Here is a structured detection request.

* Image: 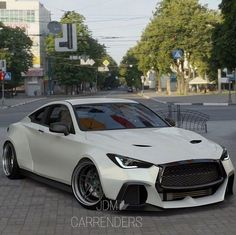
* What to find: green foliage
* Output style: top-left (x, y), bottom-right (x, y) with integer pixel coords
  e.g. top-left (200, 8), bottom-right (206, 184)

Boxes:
top-left (212, 0), bottom-right (236, 69)
top-left (119, 48), bottom-right (143, 88)
top-left (45, 11), bottom-right (118, 91)
top-left (125, 0), bottom-right (220, 93)
top-left (0, 24), bottom-right (33, 86)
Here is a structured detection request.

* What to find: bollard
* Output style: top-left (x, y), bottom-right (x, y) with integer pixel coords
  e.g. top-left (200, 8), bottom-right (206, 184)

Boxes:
top-left (168, 104), bottom-right (172, 119)
top-left (177, 105), bottom-right (181, 127)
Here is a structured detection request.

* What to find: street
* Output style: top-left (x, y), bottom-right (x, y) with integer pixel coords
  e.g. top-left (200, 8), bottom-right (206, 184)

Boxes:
top-left (0, 91), bottom-right (236, 235)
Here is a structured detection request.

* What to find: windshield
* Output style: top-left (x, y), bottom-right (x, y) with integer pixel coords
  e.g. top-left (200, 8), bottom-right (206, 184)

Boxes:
top-left (74, 103), bottom-right (168, 131)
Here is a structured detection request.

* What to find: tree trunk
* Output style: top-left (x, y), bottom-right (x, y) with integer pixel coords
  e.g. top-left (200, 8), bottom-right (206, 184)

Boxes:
top-left (76, 84), bottom-right (79, 94)
top-left (177, 77), bottom-right (181, 94)
top-left (157, 73), bottom-right (162, 93)
top-left (181, 76), bottom-right (185, 95)
top-left (166, 77), bottom-right (171, 95)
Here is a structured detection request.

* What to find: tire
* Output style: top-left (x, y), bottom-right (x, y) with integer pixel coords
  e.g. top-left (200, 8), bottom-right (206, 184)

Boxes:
top-left (72, 159), bottom-right (106, 210)
top-left (2, 142), bottom-right (22, 179)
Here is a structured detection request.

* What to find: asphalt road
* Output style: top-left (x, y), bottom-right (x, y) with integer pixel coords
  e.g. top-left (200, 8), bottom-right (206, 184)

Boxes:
top-left (0, 91), bottom-right (236, 235)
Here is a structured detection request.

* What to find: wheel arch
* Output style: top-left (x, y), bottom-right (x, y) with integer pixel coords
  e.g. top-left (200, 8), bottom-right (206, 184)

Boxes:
top-left (71, 154), bottom-right (109, 198)
top-left (5, 123), bottom-right (33, 171)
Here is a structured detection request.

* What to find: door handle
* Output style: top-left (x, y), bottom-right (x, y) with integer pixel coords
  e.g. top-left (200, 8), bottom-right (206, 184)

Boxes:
top-left (38, 129), bottom-right (44, 133)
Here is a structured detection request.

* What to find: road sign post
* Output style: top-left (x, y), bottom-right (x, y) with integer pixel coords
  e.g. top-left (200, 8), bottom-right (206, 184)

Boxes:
top-left (55, 24), bottom-right (77, 52)
top-left (172, 49), bottom-right (183, 60)
top-left (4, 72), bottom-right (11, 81)
top-left (0, 71), bottom-right (5, 106)
top-left (0, 61), bottom-right (7, 106)
top-left (234, 69), bottom-right (236, 100)
top-left (103, 60), bottom-right (110, 67)
top-left (2, 78), bottom-right (4, 106)
top-left (228, 79), bottom-right (232, 105)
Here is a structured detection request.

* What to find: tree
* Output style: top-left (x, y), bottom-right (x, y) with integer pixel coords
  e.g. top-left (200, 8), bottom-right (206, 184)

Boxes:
top-left (119, 48), bottom-right (143, 89)
top-left (213, 0), bottom-right (236, 70)
top-left (0, 23), bottom-right (33, 88)
top-left (130, 0), bottom-right (220, 94)
top-left (45, 11), bottom-right (117, 94)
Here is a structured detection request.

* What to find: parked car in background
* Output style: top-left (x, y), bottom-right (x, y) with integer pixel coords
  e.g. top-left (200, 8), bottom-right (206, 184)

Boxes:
top-left (127, 87), bottom-right (133, 92)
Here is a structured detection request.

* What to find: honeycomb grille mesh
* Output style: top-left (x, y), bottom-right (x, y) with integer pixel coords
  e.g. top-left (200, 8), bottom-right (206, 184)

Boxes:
top-left (161, 162), bottom-right (221, 188)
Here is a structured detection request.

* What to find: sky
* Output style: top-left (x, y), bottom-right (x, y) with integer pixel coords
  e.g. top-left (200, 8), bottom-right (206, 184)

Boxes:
top-left (40, 0), bottom-right (221, 64)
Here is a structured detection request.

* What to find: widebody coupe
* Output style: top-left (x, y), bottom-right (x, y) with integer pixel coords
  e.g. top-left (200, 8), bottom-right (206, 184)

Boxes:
top-left (2, 98), bottom-right (234, 210)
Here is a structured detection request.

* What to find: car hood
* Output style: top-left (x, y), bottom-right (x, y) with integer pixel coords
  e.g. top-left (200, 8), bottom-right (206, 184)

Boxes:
top-left (86, 127), bottom-right (222, 165)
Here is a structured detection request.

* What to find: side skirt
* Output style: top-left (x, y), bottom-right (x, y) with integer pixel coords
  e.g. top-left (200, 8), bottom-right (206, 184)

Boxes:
top-left (20, 169), bottom-right (72, 193)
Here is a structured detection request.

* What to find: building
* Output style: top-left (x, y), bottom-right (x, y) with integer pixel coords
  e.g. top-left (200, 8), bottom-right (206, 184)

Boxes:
top-left (0, 0), bottom-right (51, 96)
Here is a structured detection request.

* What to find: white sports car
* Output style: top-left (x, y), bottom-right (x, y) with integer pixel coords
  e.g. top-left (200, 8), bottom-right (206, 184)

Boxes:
top-left (2, 98), bottom-right (234, 210)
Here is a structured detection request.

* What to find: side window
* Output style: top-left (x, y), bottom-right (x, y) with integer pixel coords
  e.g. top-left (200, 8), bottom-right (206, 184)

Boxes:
top-left (29, 107), bottom-right (47, 124)
top-left (47, 106), bottom-right (63, 124)
top-left (46, 105), bottom-right (75, 134)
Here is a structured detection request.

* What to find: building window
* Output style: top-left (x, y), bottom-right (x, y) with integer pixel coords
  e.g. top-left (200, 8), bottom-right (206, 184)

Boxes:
top-left (27, 77), bottom-right (38, 84)
top-left (0, 2), bottom-right (6, 9)
top-left (0, 10), bottom-right (35, 23)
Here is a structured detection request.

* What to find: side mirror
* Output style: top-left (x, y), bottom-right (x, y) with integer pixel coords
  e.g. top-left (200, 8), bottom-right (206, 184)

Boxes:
top-left (49, 122), bottom-right (70, 136)
top-left (165, 118), bottom-right (176, 127)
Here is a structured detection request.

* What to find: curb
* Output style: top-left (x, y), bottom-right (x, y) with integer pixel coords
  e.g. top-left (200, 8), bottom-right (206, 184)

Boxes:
top-left (0, 98), bottom-right (46, 110)
top-left (139, 93), bottom-right (235, 106)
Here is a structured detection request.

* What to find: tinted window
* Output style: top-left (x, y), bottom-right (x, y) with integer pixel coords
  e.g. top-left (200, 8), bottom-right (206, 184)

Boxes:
top-left (29, 107), bottom-right (47, 124)
top-left (47, 106), bottom-right (64, 125)
top-left (74, 103), bottom-right (168, 131)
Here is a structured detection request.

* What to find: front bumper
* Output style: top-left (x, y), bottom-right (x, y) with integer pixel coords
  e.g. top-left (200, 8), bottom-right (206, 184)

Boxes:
top-left (100, 158), bottom-right (234, 210)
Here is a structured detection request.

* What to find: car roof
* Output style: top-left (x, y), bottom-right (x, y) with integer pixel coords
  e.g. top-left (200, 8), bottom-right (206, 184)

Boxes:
top-left (27, 98), bottom-right (138, 117)
top-left (65, 98), bottom-right (138, 106)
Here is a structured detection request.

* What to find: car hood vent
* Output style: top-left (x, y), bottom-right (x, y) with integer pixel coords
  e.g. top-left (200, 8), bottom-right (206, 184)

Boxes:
top-left (190, 140), bottom-right (202, 144)
top-left (133, 144), bottom-right (152, 147)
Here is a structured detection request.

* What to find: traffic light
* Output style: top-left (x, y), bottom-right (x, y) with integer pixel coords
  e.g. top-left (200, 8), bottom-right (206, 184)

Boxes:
top-left (0, 71), bottom-right (4, 81)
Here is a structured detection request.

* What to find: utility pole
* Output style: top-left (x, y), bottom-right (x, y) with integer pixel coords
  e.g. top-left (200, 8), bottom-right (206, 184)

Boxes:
top-left (235, 69), bottom-right (236, 101)
top-left (228, 79), bottom-right (232, 105)
top-left (0, 71), bottom-right (4, 106)
top-left (47, 56), bottom-right (52, 95)
top-left (218, 69), bottom-right (222, 93)
top-left (0, 60), bottom-right (6, 106)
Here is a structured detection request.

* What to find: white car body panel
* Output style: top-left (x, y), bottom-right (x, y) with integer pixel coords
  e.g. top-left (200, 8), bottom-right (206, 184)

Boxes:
top-left (3, 98), bottom-right (235, 209)
top-left (85, 127), bottom-right (222, 165)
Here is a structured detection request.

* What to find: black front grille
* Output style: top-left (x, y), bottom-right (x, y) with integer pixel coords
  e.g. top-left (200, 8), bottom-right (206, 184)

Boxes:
top-left (163, 188), bottom-right (213, 201)
top-left (157, 161), bottom-right (225, 191)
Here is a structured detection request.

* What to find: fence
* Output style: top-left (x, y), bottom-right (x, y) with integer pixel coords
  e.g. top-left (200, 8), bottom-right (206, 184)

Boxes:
top-left (158, 104), bottom-right (210, 133)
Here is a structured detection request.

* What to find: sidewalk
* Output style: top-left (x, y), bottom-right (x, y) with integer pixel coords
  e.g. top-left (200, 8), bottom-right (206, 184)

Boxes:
top-left (140, 90), bottom-right (236, 106)
top-left (0, 97), bottom-right (46, 110)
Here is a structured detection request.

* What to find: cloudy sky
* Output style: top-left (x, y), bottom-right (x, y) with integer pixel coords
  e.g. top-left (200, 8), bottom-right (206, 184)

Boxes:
top-left (40, 0), bottom-right (221, 63)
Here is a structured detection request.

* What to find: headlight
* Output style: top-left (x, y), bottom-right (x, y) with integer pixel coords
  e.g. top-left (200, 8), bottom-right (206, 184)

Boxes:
top-left (220, 147), bottom-right (230, 161)
top-left (107, 154), bottom-right (153, 169)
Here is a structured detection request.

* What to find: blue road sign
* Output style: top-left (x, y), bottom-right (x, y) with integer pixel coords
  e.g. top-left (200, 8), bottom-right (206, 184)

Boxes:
top-left (4, 72), bottom-right (12, 81)
top-left (172, 49), bottom-right (183, 60)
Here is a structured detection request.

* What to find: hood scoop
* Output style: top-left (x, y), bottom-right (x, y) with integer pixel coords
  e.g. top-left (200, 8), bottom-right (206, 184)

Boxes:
top-left (133, 144), bottom-right (152, 148)
top-left (190, 140), bottom-right (202, 144)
